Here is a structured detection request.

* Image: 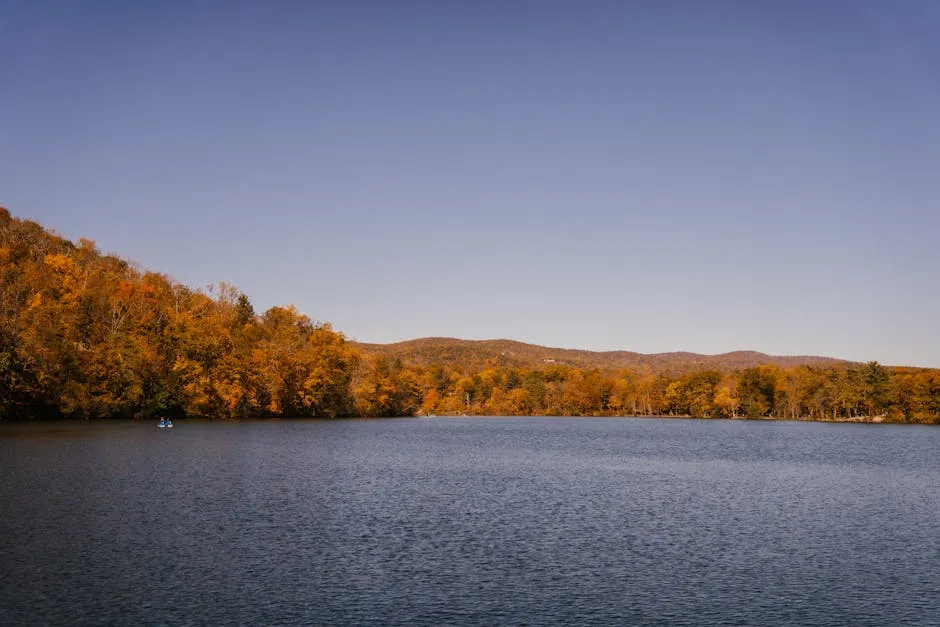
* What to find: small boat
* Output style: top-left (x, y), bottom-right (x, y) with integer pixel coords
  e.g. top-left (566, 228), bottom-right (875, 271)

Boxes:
top-left (158, 418), bottom-right (167, 428)
top-left (166, 418), bottom-right (174, 428)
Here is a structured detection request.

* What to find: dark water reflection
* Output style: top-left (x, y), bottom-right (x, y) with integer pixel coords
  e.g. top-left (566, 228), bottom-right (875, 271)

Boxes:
top-left (1, 418), bottom-right (938, 625)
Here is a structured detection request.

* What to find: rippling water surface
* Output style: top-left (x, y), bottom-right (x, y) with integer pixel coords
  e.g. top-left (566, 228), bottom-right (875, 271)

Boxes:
top-left (1, 418), bottom-right (938, 625)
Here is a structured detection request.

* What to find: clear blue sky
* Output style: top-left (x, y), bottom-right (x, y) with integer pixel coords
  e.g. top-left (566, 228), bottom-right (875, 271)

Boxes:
top-left (2, 1), bottom-right (938, 366)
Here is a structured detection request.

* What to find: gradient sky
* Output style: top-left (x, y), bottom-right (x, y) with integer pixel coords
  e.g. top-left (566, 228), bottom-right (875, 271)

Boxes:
top-left (2, 1), bottom-right (938, 366)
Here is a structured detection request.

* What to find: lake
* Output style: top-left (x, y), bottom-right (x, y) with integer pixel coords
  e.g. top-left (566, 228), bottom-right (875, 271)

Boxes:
top-left (1, 417), bottom-right (938, 626)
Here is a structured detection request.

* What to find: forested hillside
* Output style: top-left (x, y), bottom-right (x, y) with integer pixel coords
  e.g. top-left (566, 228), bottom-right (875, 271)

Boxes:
top-left (0, 208), bottom-right (357, 419)
top-left (2, 208), bottom-right (938, 423)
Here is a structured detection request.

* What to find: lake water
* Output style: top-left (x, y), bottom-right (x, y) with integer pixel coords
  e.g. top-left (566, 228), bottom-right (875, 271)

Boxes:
top-left (1, 418), bottom-right (938, 626)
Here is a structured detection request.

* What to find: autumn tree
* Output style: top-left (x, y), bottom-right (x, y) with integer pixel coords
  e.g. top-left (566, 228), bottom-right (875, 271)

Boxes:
top-left (738, 366), bottom-right (778, 418)
top-left (2, 208), bottom-right (939, 424)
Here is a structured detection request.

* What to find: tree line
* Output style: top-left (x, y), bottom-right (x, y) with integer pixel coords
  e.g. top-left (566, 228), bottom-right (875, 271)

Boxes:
top-left (385, 360), bottom-right (939, 424)
top-left (1, 208), bottom-right (938, 423)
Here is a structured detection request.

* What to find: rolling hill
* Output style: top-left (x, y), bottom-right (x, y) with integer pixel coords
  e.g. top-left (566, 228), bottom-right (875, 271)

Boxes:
top-left (353, 337), bottom-right (852, 373)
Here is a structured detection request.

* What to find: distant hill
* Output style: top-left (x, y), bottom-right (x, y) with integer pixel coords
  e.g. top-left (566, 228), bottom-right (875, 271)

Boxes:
top-left (353, 337), bottom-right (852, 373)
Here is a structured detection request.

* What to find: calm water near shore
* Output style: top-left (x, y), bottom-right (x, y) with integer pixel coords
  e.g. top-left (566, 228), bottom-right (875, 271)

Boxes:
top-left (1, 417), bottom-right (938, 626)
